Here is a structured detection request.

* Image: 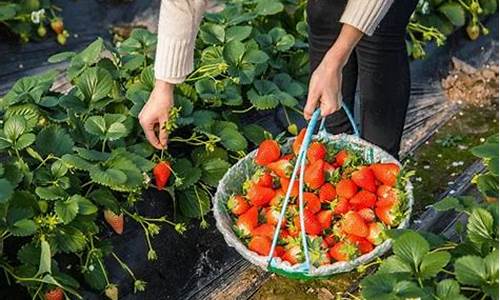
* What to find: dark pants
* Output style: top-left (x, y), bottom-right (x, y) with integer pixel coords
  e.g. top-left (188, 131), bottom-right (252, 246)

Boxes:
top-left (307, 0), bottom-right (418, 158)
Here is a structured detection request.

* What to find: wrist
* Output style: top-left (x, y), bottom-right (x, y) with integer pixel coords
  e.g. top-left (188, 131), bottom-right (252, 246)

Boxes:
top-left (323, 43), bottom-right (352, 70)
top-left (154, 79), bottom-right (175, 92)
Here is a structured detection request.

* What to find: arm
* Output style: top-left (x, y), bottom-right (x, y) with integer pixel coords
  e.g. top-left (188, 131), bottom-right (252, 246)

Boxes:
top-left (139, 0), bottom-right (209, 149)
top-left (304, 0), bottom-right (394, 120)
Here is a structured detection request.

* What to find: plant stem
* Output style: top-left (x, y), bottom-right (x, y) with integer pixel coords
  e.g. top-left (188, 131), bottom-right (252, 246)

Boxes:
top-left (232, 106), bottom-right (254, 114)
top-left (461, 287), bottom-right (482, 292)
top-left (111, 252), bottom-right (137, 281)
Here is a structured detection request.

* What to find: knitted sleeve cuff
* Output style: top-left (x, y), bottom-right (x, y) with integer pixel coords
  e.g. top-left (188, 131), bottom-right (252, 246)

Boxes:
top-left (340, 0), bottom-right (394, 36)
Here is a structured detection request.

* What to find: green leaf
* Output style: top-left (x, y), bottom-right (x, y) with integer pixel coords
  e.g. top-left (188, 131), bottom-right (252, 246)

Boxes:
top-left (48, 51), bottom-right (76, 63)
top-left (467, 207), bottom-right (494, 246)
top-left (89, 188), bottom-right (120, 212)
top-left (218, 127), bottom-right (247, 151)
top-left (255, 0), bottom-right (284, 15)
top-left (474, 173), bottom-right (498, 197)
top-left (78, 38), bottom-right (104, 65)
top-left (55, 197), bottom-right (79, 224)
top-left (54, 226), bottom-right (86, 253)
top-left (4, 115), bottom-right (26, 141)
top-left (454, 255), bottom-right (488, 286)
top-left (471, 143), bottom-right (498, 159)
top-left (242, 124), bottom-right (266, 145)
top-left (84, 114), bottom-right (128, 141)
top-left (361, 273), bottom-right (426, 300)
top-left (200, 23), bottom-right (225, 44)
top-left (35, 126), bottom-right (74, 157)
top-left (9, 219), bottom-right (37, 236)
top-left (0, 4), bottom-right (18, 21)
top-left (435, 279), bottom-right (463, 299)
top-left (433, 197), bottom-right (464, 212)
top-left (378, 256), bottom-right (413, 274)
top-left (72, 195), bottom-right (98, 215)
top-left (50, 161), bottom-right (68, 178)
top-left (35, 186), bottom-right (67, 201)
top-left (438, 2), bottom-right (465, 27)
top-left (74, 147), bottom-right (110, 162)
top-left (89, 166), bottom-right (128, 188)
top-left (201, 158), bottom-right (230, 186)
top-left (248, 80), bottom-right (280, 110)
top-left (393, 231), bottom-right (429, 269)
top-left (13, 133), bottom-right (36, 150)
top-left (76, 67), bottom-right (113, 102)
top-left (0, 179), bottom-right (14, 203)
top-left (244, 49), bottom-right (269, 64)
top-left (61, 154), bottom-right (93, 171)
top-left (223, 40), bottom-right (246, 65)
top-left (178, 186), bottom-right (211, 218)
top-left (36, 240), bottom-right (52, 276)
top-left (17, 243), bottom-right (41, 266)
top-left (172, 159), bottom-right (202, 190)
top-left (192, 110), bottom-right (218, 129)
top-left (83, 255), bottom-right (107, 291)
top-left (226, 26), bottom-right (252, 42)
top-left (419, 251), bottom-right (451, 279)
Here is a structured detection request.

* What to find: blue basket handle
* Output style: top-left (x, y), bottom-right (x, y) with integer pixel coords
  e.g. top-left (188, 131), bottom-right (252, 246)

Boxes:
top-left (318, 103), bottom-right (360, 138)
top-left (267, 105), bottom-right (359, 273)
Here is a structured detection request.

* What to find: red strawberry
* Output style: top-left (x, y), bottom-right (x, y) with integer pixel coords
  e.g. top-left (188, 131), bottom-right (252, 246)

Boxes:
top-left (248, 235), bottom-right (272, 256)
top-left (357, 208), bottom-right (375, 222)
top-left (153, 161), bottom-right (171, 190)
top-left (316, 210), bottom-right (333, 230)
top-left (264, 207), bottom-right (281, 227)
top-left (370, 163), bottom-right (400, 187)
top-left (347, 235), bottom-right (374, 254)
top-left (376, 185), bottom-right (398, 207)
top-left (375, 205), bottom-right (398, 227)
top-left (255, 139), bottom-right (281, 166)
top-left (323, 234), bottom-right (336, 247)
top-left (44, 288), bottom-right (63, 300)
top-left (280, 177), bottom-right (299, 197)
top-left (307, 142), bottom-right (327, 163)
top-left (104, 210), bottom-right (124, 234)
top-left (292, 128), bottom-right (307, 155)
top-left (227, 195), bottom-right (250, 216)
top-left (268, 159), bottom-right (293, 178)
top-left (252, 224), bottom-right (276, 240)
top-left (275, 245), bottom-right (285, 257)
top-left (329, 241), bottom-right (359, 261)
top-left (256, 172), bottom-right (273, 187)
top-left (335, 149), bottom-right (349, 166)
top-left (270, 190), bottom-right (285, 207)
top-left (236, 206), bottom-right (259, 236)
top-left (287, 221), bottom-right (300, 237)
top-left (351, 166), bottom-right (377, 192)
top-left (304, 160), bottom-right (325, 189)
top-left (349, 190), bottom-right (377, 210)
top-left (336, 179), bottom-right (358, 199)
top-left (319, 183), bottom-right (337, 203)
top-left (331, 197), bottom-right (350, 215)
top-left (282, 244), bottom-right (303, 265)
top-left (367, 222), bottom-right (386, 245)
top-left (304, 192), bottom-right (321, 213)
top-left (294, 209), bottom-right (322, 236)
top-left (247, 184), bottom-right (275, 206)
top-left (341, 211), bottom-right (368, 237)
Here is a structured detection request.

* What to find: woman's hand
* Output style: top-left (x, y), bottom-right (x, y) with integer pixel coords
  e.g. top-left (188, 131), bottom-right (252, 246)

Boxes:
top-left (139, 80), bottom-right (175, 150)
top-left (303, 24), bottom-right (363, 120)
top-left (304, 58), bottom-right (343, 120)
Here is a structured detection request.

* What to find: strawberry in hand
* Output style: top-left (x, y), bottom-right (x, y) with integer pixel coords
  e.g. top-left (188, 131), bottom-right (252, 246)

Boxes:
top-left (153, 161), bottom-right (171, 190)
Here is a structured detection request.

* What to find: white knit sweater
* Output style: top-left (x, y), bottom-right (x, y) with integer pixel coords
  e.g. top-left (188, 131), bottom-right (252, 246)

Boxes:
top-left (155, 0), bottom-right (394, 83)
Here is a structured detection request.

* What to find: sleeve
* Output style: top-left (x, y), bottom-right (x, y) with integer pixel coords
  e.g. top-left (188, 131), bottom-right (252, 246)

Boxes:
top-left (339, 0), bottom-right (395, 36)
top-left (154, 0), bottom-right (212, 84)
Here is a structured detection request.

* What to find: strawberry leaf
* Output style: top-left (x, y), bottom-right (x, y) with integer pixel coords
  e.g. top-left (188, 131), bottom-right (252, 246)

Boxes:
top-left (55, 197), bottom-right (80, 225)
top-left (178, 186), bottom-right (210, 218)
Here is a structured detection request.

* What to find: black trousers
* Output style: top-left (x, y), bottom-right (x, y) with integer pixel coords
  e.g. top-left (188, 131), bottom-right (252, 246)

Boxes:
top-left (307, 0), bottom-right (418, 158)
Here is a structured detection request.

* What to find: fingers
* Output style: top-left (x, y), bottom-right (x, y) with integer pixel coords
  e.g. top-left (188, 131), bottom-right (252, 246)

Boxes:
top-left (320, 94), bottom-right (341, 117)
top-left (158, 117), bottom-right (169, 148)
top-left (139, 116), bottom-right (162, 150)
top-left (304, 89), bottom-right (320, 120)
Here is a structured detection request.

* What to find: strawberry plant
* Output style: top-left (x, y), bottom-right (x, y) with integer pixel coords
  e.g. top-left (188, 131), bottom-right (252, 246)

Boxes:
top-left (360, 134), bottom-right (499, 300)
top-left (0, 0), bottom-right (68, 44)
top-left (407, 0), bottom-right (498, 59)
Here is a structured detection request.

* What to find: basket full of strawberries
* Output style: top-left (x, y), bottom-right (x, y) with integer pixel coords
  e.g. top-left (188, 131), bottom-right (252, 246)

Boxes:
top-left (213, 109), bottom-right (413, 278)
